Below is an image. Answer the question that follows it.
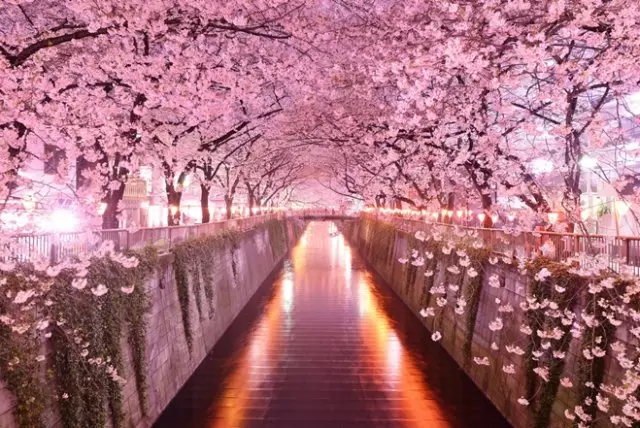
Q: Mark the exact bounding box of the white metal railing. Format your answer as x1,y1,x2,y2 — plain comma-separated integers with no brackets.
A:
367,212,640,275
8,214,282,263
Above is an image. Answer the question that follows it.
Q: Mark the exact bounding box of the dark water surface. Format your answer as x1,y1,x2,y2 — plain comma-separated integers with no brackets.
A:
154,222,511,428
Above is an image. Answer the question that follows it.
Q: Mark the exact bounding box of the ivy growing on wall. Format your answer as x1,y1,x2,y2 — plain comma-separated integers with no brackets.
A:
171,220,289,353
0,296,45,428
0,246,157,428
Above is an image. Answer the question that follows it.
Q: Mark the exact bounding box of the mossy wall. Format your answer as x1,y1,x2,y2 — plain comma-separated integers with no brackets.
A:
0,219,303,428
341,218,629,428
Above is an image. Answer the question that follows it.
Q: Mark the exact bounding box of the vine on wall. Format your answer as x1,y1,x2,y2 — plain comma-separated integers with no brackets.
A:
0,245,157,428
171,220,289,352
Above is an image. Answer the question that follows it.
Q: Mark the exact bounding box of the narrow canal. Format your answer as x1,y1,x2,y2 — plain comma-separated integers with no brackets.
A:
154,222,511,428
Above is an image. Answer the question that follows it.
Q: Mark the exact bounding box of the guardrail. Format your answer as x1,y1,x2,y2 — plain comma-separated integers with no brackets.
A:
8,214,282,263
367,213,640,274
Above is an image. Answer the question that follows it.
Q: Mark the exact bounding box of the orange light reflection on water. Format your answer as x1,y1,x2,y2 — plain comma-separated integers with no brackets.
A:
208,223,448,427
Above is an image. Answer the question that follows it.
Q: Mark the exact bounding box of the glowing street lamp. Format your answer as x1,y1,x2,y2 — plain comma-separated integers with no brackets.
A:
169,205,178,216
477,213,486,223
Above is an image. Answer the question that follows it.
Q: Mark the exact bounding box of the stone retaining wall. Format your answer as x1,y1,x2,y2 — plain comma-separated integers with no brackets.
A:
342,217,627,428
0,219,303,428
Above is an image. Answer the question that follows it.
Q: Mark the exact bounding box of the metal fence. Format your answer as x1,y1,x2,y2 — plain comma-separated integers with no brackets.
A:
8,214,281,263
368,213,640,274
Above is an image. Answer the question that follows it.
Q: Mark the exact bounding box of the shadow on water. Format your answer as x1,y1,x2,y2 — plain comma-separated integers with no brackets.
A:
153,221,511,428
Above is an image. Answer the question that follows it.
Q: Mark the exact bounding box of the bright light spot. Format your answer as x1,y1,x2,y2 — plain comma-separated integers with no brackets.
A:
43,209,77,232
282,276,294,313
579,155,597,169
386,332,402,379
548,212,559,224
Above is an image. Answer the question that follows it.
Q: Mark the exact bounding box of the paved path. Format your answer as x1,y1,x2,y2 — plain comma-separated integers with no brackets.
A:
154,222,510,427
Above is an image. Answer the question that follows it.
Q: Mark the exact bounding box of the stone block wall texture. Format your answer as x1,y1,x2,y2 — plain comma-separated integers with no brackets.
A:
0,219,303,428
342,218,625,428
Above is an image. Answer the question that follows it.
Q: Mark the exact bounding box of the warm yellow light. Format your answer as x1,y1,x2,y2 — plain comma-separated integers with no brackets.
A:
547,212,559,224
477,213,486,222
446,210,453,217
580,209,591,221
491,214,498,223
456,210,463,218
170,205,178,216
507,212,516,221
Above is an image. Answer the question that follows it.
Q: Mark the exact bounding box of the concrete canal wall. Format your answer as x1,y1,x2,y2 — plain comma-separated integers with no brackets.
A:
341,217,629,428
0,219,304,428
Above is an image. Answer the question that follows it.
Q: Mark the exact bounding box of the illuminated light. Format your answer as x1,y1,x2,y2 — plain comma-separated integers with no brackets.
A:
507,212,516,221
22,195,36,211
446,210,453,217
579,155,597,169
491,214,498,223
140,201,150,209
456,210,464,218
97,202,108,215
48,209,77,232
169,205,178,216
547,212,559,225
477,213,486,223
282,276,294,313
431,212,438,219
441,209,447,215
615,200,630,216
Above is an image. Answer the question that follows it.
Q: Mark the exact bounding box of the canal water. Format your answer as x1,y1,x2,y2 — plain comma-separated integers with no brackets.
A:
154,222,511,428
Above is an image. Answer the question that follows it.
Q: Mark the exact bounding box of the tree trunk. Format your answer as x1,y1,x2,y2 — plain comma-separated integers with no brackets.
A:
481,194,493,228
101,182,126,229
224,195,233,220
166,180,182,226
441,193,455,224
247,187,255,216
200,184,211,223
